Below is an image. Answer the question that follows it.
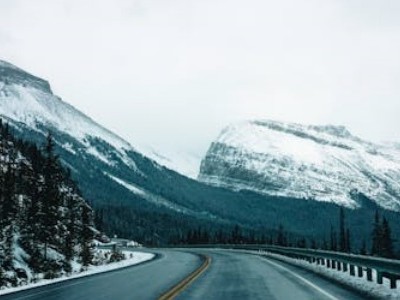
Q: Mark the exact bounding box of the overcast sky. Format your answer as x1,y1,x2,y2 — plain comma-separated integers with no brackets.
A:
1,0,400,158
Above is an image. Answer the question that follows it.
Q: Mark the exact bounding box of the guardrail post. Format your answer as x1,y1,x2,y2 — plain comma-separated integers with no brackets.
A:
349,264,355,276
390,276,397,289
327,259,331,268
343,263,348,272
332,260,336,269
377,272,383,284
357,266,363,277
366,268,372,281
321,258,325,266
337,261,342,271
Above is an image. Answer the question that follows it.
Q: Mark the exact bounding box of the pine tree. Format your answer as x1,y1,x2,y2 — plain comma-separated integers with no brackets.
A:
339,207,346,252
371,210,381,256
360,239,367,255
277,225,286,246
64,193,79,272
81,203,94,267
0,265,5,288
319,238,328,250
380,217,394,258
345,228,351,253
330,226,337,251
2,161,17,270
310,238,317,249
41,133,62,263
232,225,241,244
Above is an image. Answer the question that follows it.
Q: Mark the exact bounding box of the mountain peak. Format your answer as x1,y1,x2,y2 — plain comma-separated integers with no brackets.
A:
0,60,22,70
218,120,358,154
0,59,52,94
200,119,400,211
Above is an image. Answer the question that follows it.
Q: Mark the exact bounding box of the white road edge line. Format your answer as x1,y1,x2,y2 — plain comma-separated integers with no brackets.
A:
262,256,340,300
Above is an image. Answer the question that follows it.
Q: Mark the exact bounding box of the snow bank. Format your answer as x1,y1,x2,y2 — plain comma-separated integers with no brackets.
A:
0,250,154,296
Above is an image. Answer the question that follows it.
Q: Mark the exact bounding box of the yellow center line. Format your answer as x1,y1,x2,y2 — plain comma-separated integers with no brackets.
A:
158,254,211,300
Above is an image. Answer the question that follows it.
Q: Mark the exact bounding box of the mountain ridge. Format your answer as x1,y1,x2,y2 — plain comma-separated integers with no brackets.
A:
2,59,400,248
199,120,400,211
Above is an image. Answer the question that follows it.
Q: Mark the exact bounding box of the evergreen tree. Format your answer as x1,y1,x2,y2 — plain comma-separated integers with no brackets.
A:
371,210,381,256
310,238,317,249
41,133,63,262
2,161,17,270
277,225,287,246
321,238,328,250
64,193,79,272
81,204,94,266
339,207,346,252
330,226,337,251
345,228,351,253
380,217,394,258
231,225,241,244
360,239,367,255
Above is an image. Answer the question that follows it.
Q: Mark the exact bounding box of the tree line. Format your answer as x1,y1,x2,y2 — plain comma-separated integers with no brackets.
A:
165,206,395,259
0,121,94,287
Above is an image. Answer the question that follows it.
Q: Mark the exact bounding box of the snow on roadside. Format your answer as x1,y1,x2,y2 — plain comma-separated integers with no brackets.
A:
0,250,154,296
250,250,400,299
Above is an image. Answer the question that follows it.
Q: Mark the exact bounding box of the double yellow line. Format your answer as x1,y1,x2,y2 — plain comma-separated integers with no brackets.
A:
158,254,211,300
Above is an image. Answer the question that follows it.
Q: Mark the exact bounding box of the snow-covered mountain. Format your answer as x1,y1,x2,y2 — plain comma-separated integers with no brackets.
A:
199,120,400,211
0,60,151,171
3,59,400,245
0,59,198,178
0,59,251,243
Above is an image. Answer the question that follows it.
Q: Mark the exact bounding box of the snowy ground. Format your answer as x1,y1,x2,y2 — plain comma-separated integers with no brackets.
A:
248,250,400,299
0,249,154,296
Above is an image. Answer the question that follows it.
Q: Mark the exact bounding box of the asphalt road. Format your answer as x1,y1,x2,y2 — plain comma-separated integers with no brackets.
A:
1,249,367,300
0,250,201,300
178,249,366,300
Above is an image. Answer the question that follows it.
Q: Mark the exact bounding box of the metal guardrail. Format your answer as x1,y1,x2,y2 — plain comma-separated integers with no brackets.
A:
258,245,400,289
175,244,400,289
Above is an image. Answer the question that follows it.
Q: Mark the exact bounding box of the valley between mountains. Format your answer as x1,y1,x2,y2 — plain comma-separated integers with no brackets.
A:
0,59,399,251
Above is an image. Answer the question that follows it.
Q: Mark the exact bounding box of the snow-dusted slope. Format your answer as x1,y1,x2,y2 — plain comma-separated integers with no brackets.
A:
0,59,199,178
148,149,202,179
0,60,139,165
0,59,226,227
199,120,400,211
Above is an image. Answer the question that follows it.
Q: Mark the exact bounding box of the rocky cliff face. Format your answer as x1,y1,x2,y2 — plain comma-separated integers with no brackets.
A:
0,61,51,93
199,120,400,211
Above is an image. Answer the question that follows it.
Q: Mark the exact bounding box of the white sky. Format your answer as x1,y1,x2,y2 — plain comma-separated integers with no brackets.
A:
1,0,400,158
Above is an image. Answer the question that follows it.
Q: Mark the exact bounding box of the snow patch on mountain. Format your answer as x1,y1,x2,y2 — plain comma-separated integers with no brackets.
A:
106,173,147,197
145,148,203,179
105,173,192,214
199,120,400,210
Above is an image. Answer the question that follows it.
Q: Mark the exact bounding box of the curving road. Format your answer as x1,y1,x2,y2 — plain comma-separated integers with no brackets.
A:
0,250,201,300
1,249,366,300
178,249,366,300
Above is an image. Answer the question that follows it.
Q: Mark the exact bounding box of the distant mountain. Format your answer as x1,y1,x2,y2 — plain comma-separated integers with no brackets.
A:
0,60,228,240
0,60,261,243
199,120,400,211
2,59,400,248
